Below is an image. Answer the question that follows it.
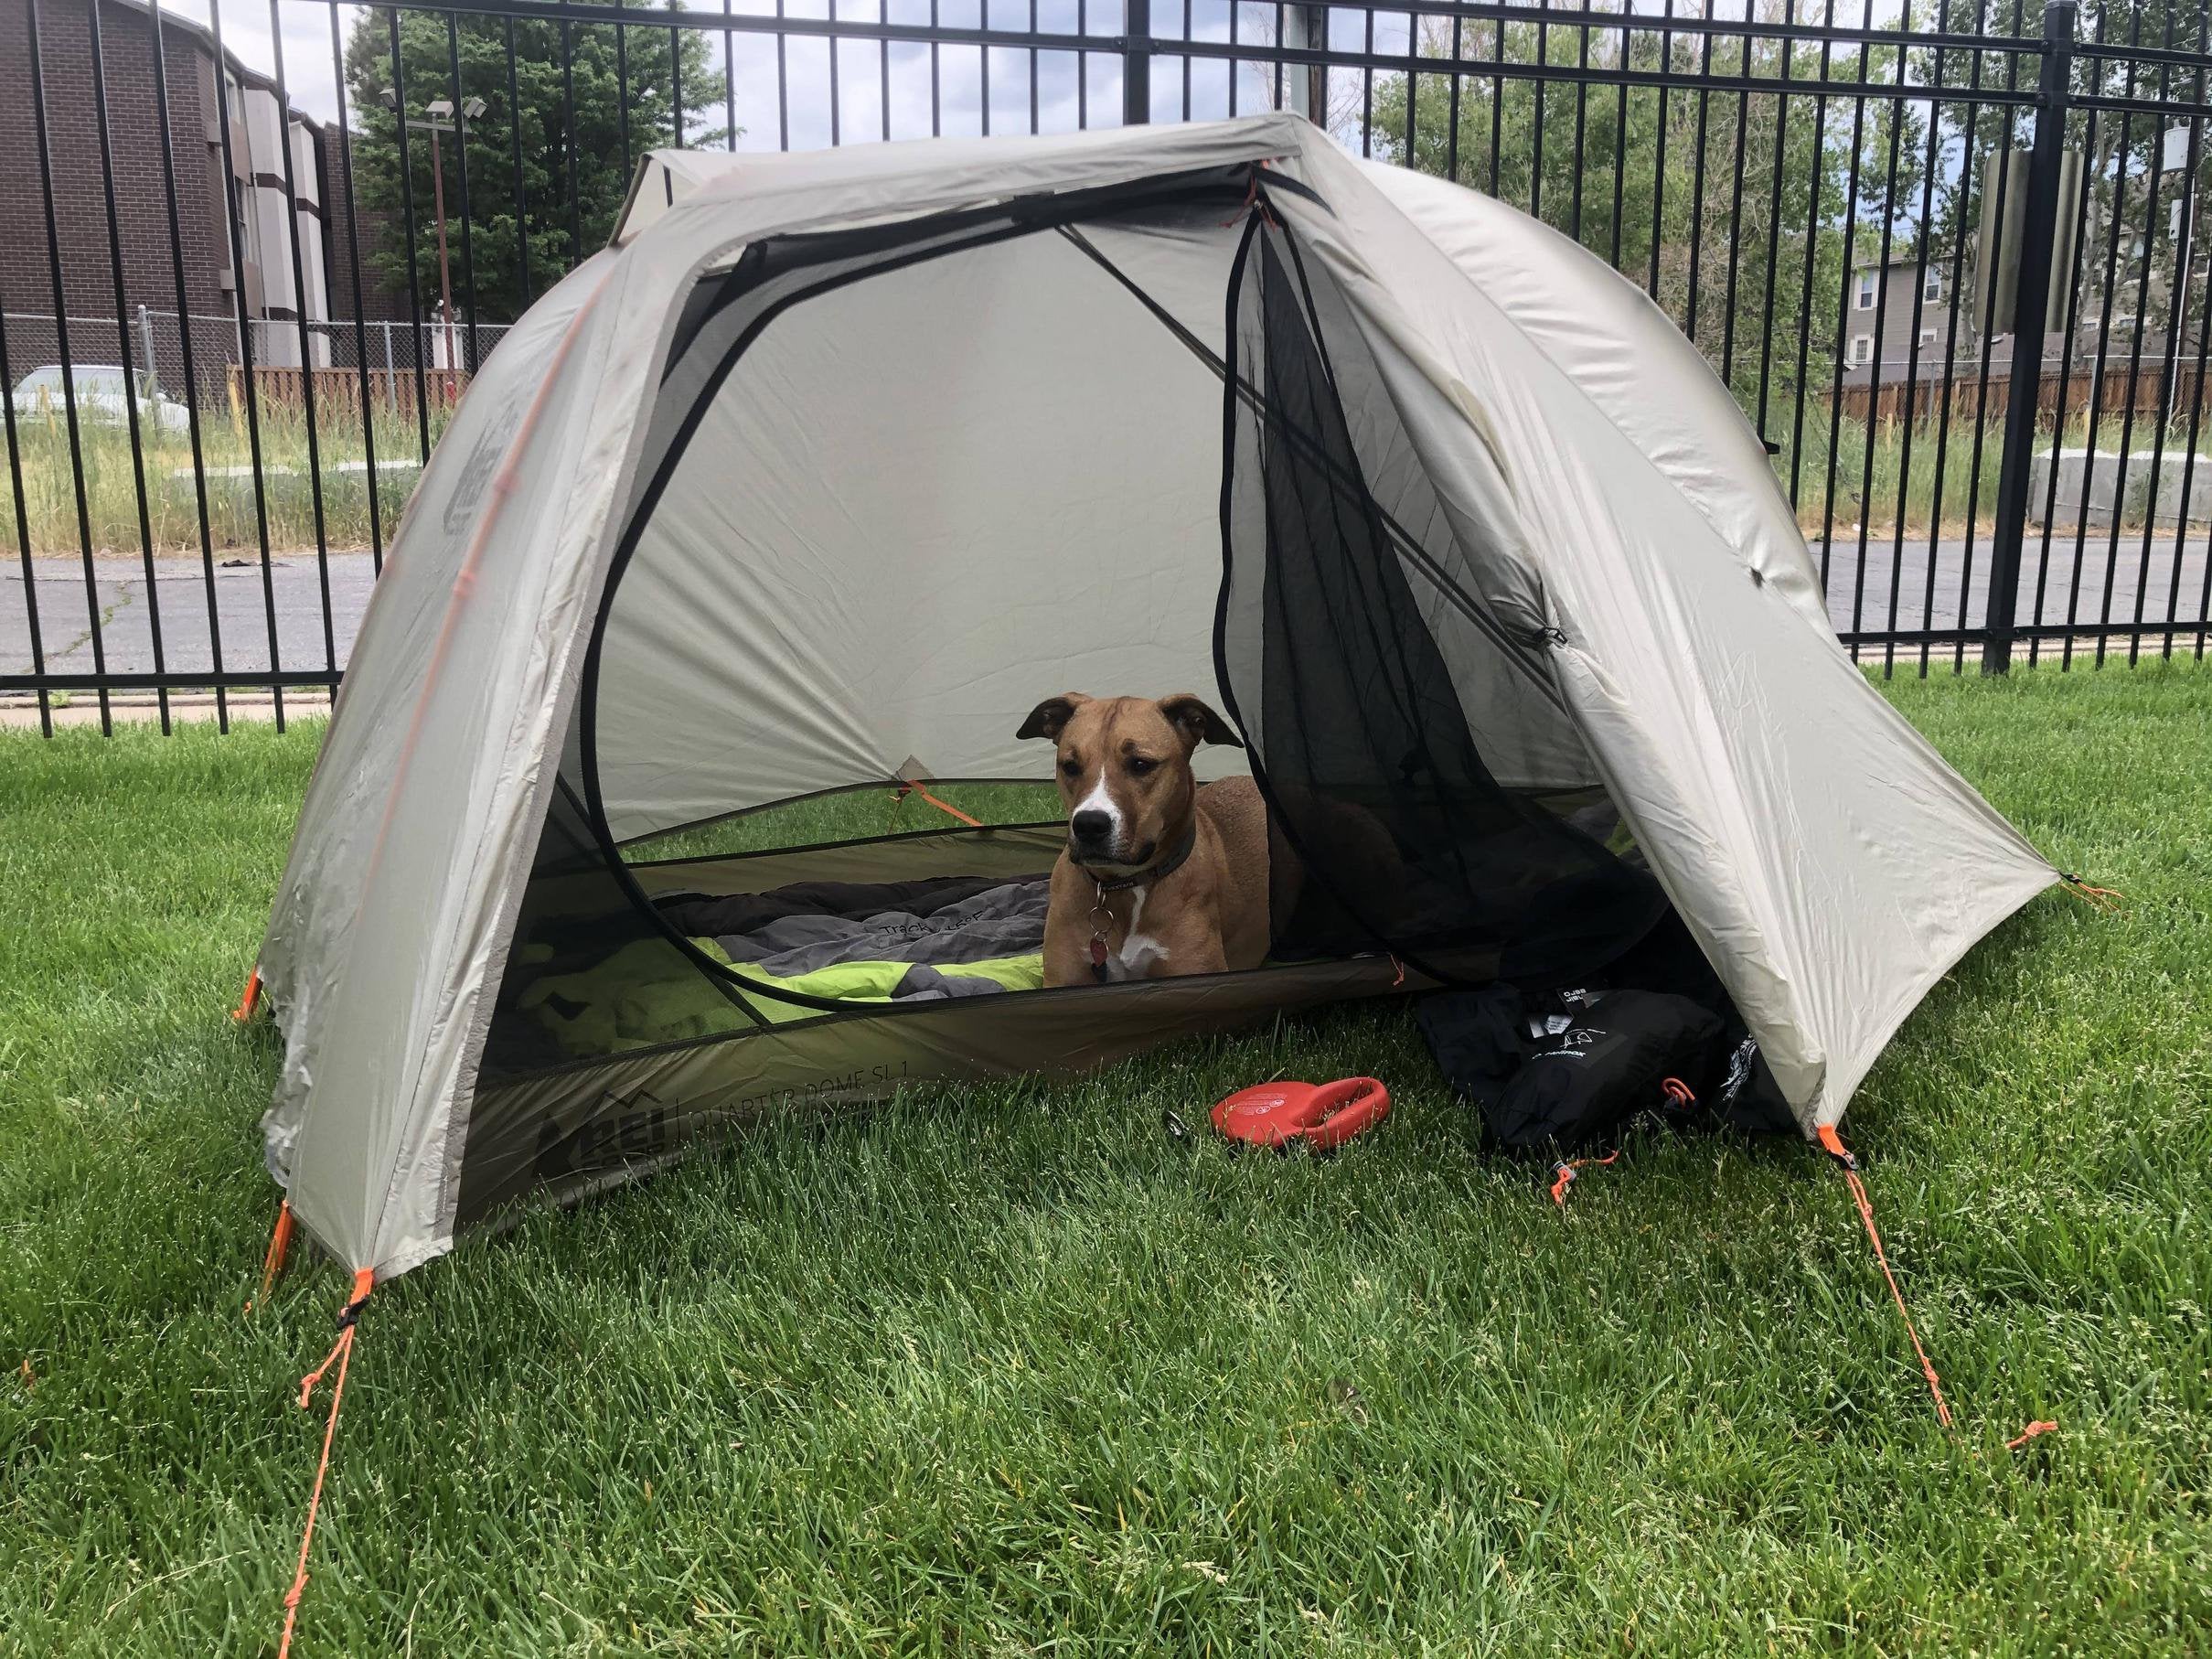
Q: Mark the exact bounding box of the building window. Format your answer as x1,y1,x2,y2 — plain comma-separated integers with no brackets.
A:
1922,268,1942,302
1856,272,1877,309
1851,336,1873,367
230,175,255,272
1919,328,1938,348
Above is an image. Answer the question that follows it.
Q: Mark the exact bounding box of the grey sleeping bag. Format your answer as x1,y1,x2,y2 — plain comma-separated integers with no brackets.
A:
665,875,1054,1001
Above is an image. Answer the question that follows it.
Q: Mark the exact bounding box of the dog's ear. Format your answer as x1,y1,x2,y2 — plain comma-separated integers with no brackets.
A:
1157,693,1244,753
1016,692,1091,742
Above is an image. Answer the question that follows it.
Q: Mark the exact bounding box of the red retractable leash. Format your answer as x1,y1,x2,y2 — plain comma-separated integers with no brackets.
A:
1211,1077,1392,1151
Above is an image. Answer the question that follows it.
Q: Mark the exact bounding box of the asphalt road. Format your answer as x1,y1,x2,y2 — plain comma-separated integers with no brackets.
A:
5,536,2208,690
1806,530,2211,645
2,551,378,683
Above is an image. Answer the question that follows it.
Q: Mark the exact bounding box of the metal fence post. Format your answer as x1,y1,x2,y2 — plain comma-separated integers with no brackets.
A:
1283,4,1328,123
1983,0,2078,673
1123,0,1150,125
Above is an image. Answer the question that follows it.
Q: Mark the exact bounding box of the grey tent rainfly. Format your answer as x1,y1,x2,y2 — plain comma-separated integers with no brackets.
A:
240,111,2085,1650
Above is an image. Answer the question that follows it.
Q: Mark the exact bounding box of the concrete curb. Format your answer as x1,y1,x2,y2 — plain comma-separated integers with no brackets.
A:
0,690,332,730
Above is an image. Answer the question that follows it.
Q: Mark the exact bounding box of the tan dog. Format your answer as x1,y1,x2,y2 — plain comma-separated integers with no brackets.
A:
1017,692,1273,986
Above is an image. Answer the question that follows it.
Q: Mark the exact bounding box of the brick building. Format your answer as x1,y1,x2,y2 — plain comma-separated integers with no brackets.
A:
0,0,406,401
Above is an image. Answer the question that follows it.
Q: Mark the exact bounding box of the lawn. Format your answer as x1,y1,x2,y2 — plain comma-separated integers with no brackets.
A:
2,661,2209,1654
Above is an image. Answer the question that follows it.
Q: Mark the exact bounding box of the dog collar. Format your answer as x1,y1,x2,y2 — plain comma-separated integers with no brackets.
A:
1083,824,1199,983
1082,823,1199,894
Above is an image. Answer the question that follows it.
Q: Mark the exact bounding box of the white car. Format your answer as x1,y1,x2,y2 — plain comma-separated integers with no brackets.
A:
10,365,192,436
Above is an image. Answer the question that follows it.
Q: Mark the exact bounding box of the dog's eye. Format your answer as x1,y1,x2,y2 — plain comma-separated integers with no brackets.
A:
1060,756,1082,777
1126,756,1156,776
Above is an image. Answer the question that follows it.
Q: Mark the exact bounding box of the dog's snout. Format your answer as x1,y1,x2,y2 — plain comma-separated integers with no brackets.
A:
1071,808,1113,844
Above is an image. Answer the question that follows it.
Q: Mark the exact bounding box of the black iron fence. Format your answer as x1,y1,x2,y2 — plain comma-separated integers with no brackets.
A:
3,0,2209,733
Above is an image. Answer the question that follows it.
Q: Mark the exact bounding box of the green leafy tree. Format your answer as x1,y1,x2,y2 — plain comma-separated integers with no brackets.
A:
1911,0,2208,356
2060,1,2207,359
1366,11,1862,423
344,6,730,324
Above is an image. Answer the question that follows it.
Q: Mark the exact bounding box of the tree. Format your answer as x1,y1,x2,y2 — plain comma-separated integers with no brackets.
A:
343,6,730,326
1365,7,1860,419
1911,0,2210,360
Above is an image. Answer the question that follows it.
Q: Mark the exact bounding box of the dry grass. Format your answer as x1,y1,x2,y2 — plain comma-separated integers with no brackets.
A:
3,389,450,560
7,383,2208,562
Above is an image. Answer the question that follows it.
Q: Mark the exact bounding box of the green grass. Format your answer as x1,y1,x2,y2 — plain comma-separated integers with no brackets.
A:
3,663,2210,1654
626,782,1067,864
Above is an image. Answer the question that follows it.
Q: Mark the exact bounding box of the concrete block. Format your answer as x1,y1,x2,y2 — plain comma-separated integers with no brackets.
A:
2029,448,2212,529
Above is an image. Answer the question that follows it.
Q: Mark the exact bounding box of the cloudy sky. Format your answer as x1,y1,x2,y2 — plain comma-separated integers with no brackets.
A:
144,0,1890,152
145,0,1353,142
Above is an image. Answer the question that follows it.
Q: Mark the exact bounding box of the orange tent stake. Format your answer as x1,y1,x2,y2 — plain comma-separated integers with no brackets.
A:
245,1200,295,1315
893,780,983,828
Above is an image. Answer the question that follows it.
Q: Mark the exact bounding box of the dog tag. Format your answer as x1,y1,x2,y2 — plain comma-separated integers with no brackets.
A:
1088,937,1109,981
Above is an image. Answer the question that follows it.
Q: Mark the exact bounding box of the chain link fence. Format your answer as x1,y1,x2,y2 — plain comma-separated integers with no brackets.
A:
3,309,514,412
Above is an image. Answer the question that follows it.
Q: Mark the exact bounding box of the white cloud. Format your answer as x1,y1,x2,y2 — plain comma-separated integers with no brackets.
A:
142,0,1897,140
146,0,1334,145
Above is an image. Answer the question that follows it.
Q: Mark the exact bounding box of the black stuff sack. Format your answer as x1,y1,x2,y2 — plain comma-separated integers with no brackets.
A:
1704,1030,1798,1137
1412,986,1531,1120
1416,979,1797,1151
1487,990,1724,1154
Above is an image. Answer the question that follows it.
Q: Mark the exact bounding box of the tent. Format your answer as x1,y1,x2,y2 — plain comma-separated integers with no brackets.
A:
251,112,2059,1287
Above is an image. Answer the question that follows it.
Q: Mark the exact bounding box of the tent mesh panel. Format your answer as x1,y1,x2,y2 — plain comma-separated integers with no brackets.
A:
1218,221,1668,983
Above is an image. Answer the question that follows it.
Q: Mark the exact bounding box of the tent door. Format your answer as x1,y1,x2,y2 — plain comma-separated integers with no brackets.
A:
1214,212,1670,984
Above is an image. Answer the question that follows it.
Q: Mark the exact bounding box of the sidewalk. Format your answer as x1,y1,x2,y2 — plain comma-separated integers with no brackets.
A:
0,689,331,730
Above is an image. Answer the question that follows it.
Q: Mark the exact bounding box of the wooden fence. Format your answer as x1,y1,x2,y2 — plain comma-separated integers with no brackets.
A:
227,365,473,415
1837,361,2212,426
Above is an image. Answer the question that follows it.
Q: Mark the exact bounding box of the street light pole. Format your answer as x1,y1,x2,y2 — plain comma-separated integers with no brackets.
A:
2159,123,2199,427
427,122,453,396
379,91,485,403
